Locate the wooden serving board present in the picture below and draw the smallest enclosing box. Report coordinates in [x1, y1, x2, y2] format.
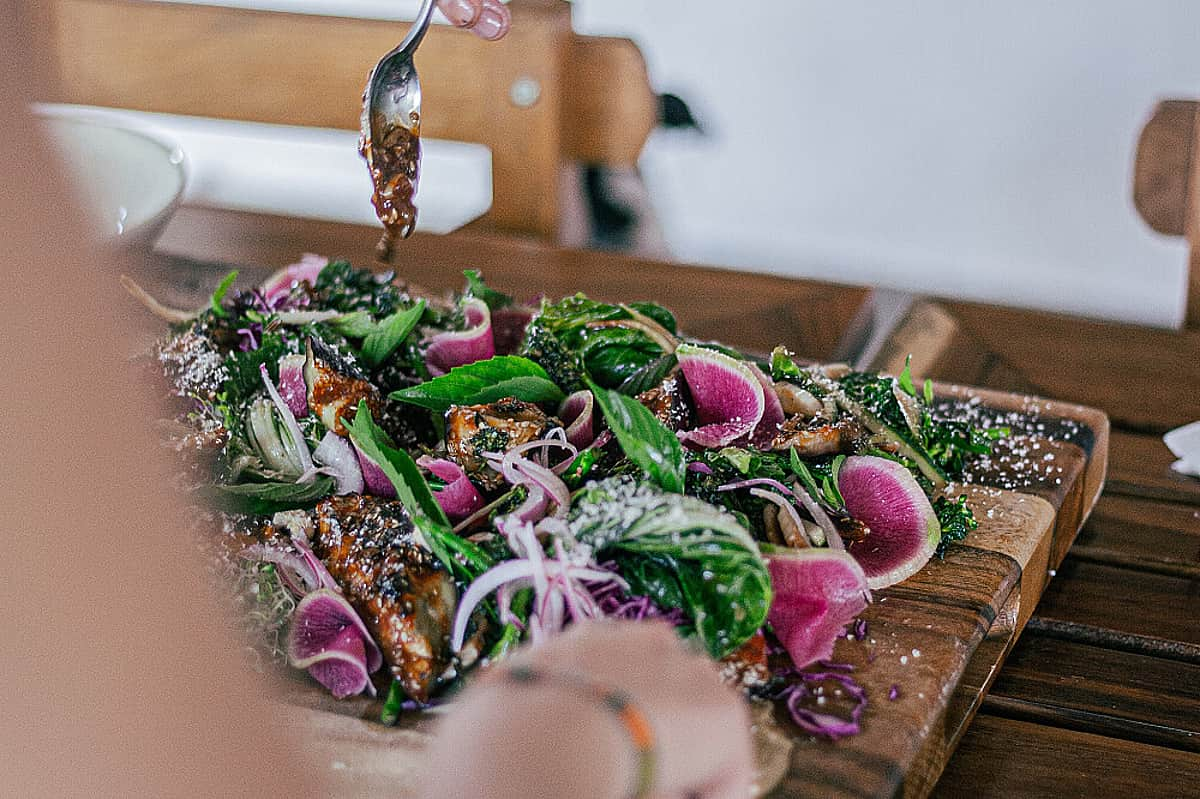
[133, 233, 1107, 797]
[261, 385, 1107, 799]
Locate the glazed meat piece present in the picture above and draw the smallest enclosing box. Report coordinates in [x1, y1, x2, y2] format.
[636, 375, 693, 432]
[771, 416, 862, 456]
[445, 398, 553, 488]
[311, 495, 456, 702]
[305, 336, 381, 435]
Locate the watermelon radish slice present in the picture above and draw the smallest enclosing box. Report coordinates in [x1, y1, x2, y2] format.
[766, 548, 869, 669]
[746, 362, 785, 449]
[838, 455, 941, 589]
[675, 343, 765, 448]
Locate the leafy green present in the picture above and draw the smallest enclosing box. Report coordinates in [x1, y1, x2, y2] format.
[934, 493, 979, 556]
[360, 299, 427, 368]
[211, 475, 335, 515]
[588, 380, 686, 493]
[617, 352, 677, 396]
[210, 270, 239, 318]
[897, 354, 917, 397]
[769, 346, 803, 381]
[345, 401, 492, 582]
[520, 295, 672, 389]
[326, 310, 378, 339]
[923, 378, 935, 405]
[390, 356, 565, 413]
[463, 269, 513, 310]
[215, 332, 296, 428]
[312, 260, 407, 316]
[380, 679, 406, 725]
[570, 477, 771, 658]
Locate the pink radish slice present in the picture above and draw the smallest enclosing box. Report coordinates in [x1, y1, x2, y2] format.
[287, 588, 383, 698]
[491, 305, 536, 355]
[766, 548, 869, 669]
[675, 343, 765, 448]
[260, 253, 328, 304]
[353, 441, 397, 499]
[277, 354, 309, 417]
[838, 455, 941, 589]
[424, 298, 495, 376]
[417, 455, 485, 522]
[745, 362, 785, 449]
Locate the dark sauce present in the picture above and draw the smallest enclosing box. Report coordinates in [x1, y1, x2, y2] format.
[360, 110, 421, 261]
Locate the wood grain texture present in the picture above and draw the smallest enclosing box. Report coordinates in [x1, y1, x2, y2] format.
[932, 715, 1200, 799]
[874, 299, 1200, 432]
[43, 0, 655, 239]
[984, 632, 1200, 751]
[1107, 429, 1200, 505]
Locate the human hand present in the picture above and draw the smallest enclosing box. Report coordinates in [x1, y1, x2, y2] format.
[424, 620, 755, 799]
[437, 0, 511, 41]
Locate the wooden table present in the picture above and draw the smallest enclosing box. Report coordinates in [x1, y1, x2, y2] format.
[144, 208, 1200, 796]
[870, 299, 1200, 797]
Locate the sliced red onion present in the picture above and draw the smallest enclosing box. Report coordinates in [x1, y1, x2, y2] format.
[260, 253, 328, 304]
[675, 344, 765, 448]
[558, 390, 595, 449]
[486, 441, 572, 517]
[490, 305, 536, 355]
[288, 588, 383, 699]
[277, 354, 308, 418]
[259, 364, 316, 479]
[717, 476, 841, 549]
[416, 456, 485, 522]
[241, 544, 317, 596]
[314, 431, 365, 495]
[765, 548, 869, 669]
[353, 441, 397, 499]
[424, 298, 495, 376]
[746, 363, 785, 450]
[687, 461, 715, 475]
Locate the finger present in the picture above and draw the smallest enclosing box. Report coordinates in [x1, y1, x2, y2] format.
[437, 0, 482, 29]
[437, 0, 511, 41]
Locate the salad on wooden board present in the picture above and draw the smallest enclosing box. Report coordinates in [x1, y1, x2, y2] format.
[132, 255, 1005, 738]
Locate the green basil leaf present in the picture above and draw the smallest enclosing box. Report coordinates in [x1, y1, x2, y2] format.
[588, 379, 685, 494]
[211, 475, 335, 514]
[360, 299, 426, 368]
[390, 356, 565, 412]
[570, 477, 770, 658]
[463, 269, 513, 310]
[617, 352, 677, 396]
[210, 270, 239, 318]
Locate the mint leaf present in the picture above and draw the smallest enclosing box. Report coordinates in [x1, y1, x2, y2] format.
[212, 475, 335, 514]
[361, 299, 426, 368]
[210, 270, 239, 318]
[588, 380, 685, 493]
[390, 356, 565, 412]
[464, 269, 513, 310]
[345, 402, 491, 580]
[923, 377, 935, 405]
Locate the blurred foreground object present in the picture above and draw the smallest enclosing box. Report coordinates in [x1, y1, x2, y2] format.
[1133, 99, 1200, 329]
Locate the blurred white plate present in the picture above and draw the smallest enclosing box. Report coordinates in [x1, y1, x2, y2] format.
[37, 112, 187, 249]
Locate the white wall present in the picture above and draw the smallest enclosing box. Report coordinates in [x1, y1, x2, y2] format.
[573, 1, 1198, 327]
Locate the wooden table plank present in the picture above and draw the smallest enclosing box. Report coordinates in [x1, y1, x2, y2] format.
[983, 632, 1200, 751]
[1032, 559, 1200, 645]
[1074, 493, 1200, 568]
[872, 299, 1200, 433]
[932, 715, 1200, 799]
[1107, 430, 1200, 505]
